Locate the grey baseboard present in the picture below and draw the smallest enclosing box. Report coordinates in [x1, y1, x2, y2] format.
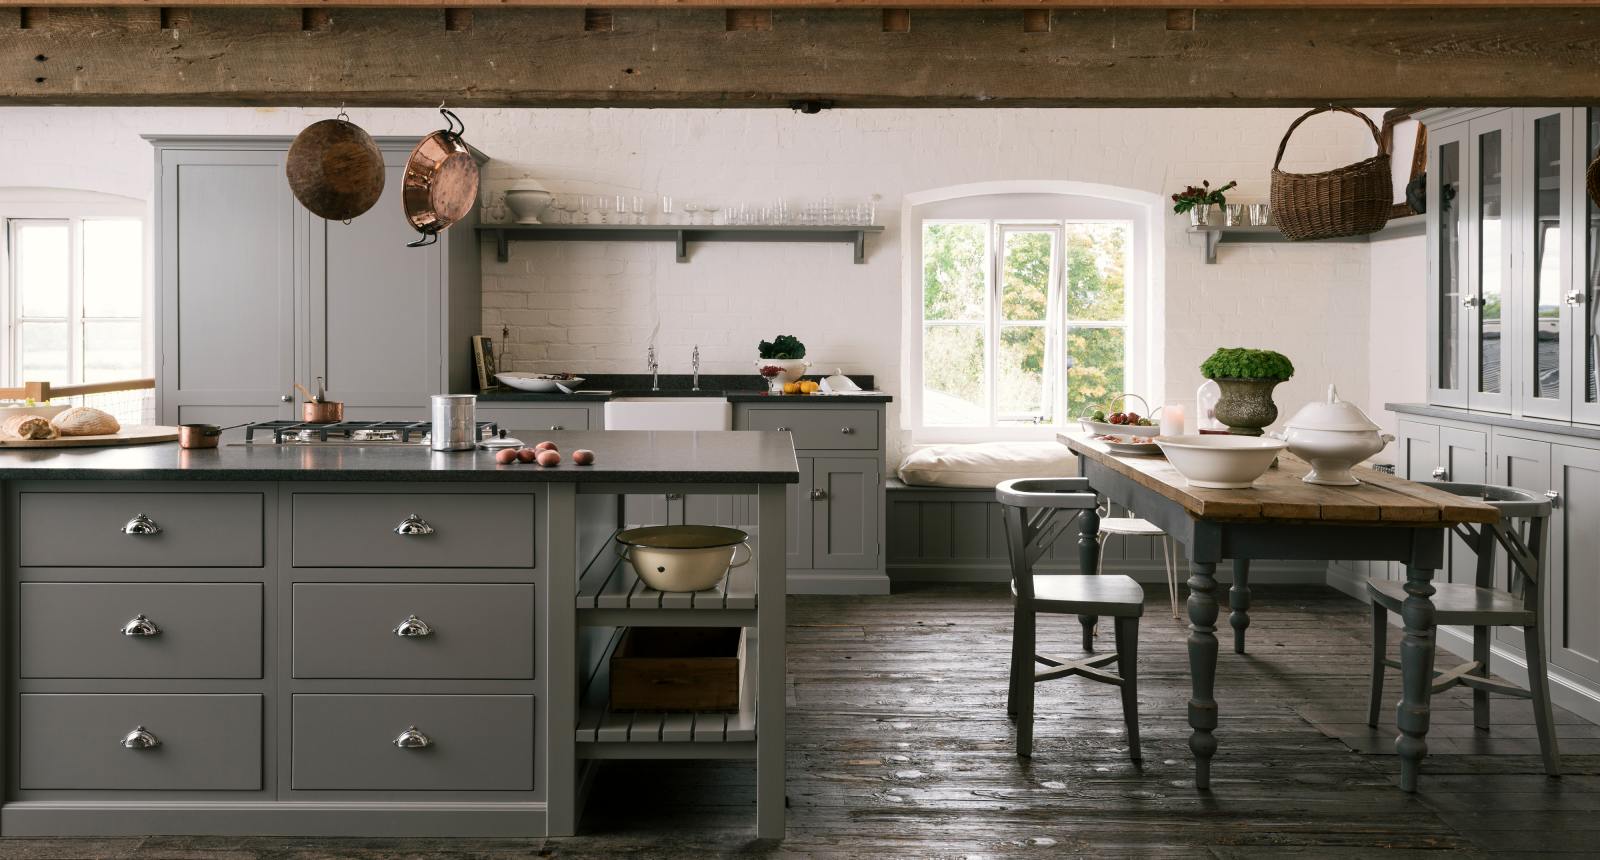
[891, 559, 1330, 585]
[0, 801, 547, 837]
[788, 570, 891, 595]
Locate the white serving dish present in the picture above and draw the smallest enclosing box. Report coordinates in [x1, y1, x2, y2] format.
[1095, 434, 1163, 456]
[505, 188, 554, 224]
[494, 372, 584, 392]
[756, 358, 810, 385]
[1155, 433, 1286, 489]
[1275, 384, 1394, 486]
[1079, 417, 1160, 438]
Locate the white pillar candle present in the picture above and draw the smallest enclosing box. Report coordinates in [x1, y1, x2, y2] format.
[1160, 403, 1186, 437]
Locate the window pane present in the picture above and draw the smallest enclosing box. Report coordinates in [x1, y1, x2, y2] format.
[1000, 230, 1052, 322]
[19, 321, 69, 385]
[998, 325, 1048, 423]
[83, 320, 143, 383]
[1532, 114, 1563, 399]
[83, 219, 144, 318]
[1479, 129, 1503, 394]
[1438, 139, 1462, 391]
[923, 324, 986, 425]
[922, 222, 988, 321]
[14, 221, 69, 318]
[1066, 326, 1125, 419]
[1065, 222, 1128, 322]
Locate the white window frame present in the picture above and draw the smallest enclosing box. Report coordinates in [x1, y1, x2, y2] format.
[903, 181, 1162, 443]
[0, 191, 147, 387]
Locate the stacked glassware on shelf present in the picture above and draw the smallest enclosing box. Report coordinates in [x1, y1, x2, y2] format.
[537, 194, 877, 227]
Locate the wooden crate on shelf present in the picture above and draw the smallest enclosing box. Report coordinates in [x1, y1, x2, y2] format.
[609, 626, 744, 712]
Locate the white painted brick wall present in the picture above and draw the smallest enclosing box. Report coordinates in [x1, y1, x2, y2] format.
[0, 106, 1384, 463]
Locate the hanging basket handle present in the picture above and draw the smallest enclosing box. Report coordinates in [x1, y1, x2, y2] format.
[1273, 106, 1386, 172]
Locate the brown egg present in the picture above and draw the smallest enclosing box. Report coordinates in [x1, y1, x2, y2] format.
[571, 448, 595, 465]
[536, 449, 562, 467]
[495, 447, 519, 465]
[516, 447, 539, 464]
[535, 440, 558, 452]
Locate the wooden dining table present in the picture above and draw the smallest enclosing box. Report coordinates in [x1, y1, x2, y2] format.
[1058, 432, 1499, 792]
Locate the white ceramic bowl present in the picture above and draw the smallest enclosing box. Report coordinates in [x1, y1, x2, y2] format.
[494, 372, 584, 392]
[756, 358, 810, 384]
[616, 525, 752, 593]
[1155, 433, 1286, 489]
[505, 189, 554, 224]
[1080, 417, 1160, 438]
[1276, 426, 1395, 486]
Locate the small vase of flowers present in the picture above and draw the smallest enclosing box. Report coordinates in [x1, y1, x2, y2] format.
[1172, 180, 1239, 227]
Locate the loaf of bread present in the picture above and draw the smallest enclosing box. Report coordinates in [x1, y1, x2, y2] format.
[50, 406, 121, 437]
[3, 414, 59, 440]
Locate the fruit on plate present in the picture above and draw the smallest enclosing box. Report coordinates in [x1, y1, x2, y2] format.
[1089, 410, 1107, 422]
[783, 381, 801, 394]
[799, 380, 820, 394]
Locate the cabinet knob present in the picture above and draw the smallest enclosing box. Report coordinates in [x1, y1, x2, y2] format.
[393, 514, 434, 536]
[121, 726, 161, 750]
[1545, 490, 1562, 509]
[548, 425, 562, 431]
[840, 426, 855, 435]
[393, 726, 433, 749]
[1431, 467, 1448, 480]
[809, 488, 827, 501]
[666, 492, 683, 501]
[120, 614, 161, 638]
[1461, 295, 1481, 308]
[775, 426, 789, 432]
[393, 615, 434, 638]
[281, 394, 292, 403]
[1566, 290, 1586, 306]
[121, 513, 161, 536]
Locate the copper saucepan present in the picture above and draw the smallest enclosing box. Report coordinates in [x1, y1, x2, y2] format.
[403, 108, 480, 248]
[295, 378, 345, 423]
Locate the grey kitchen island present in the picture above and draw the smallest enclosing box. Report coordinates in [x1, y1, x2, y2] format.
[0, 430, 796, 839]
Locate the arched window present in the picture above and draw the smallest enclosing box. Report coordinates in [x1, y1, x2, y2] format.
[903, 181, 1161, 440]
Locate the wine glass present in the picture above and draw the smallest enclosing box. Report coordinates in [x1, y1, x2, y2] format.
[659, 196, 675, 225]
[683, 201, 700, 225]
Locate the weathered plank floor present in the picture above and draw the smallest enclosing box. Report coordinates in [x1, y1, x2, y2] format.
[4, 584, 1597, 858]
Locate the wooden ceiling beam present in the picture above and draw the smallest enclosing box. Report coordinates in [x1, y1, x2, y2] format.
[9, 0, 1600, 7]
[3, 7, 1599, 107]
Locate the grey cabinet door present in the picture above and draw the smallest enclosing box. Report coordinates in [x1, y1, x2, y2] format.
[292, 694, 534, 791]
[1442, 426, 1489, 585]
[307, 151, 444, 408]
[1429, 121, 1471, 408]
[787, 458, 814, 570]
[1466, 110, 1516, 414]
[1549, 442, 1600, 685]
[1396, 420, 1440, 481]
[21, 694, 262, 791]
[290, 492, 536, 568]
[292, 583, 535, 679]
[21, 583, 263, 679]
[1490, 432, 1552, 653]
[813, 457, 880, 570]
[158, 148, 295, 423]
[1516, 108, 1577, 420]
[19, 491, 264, 568]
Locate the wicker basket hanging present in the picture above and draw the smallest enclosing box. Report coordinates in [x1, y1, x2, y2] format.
[1270, 106, 1392, 241]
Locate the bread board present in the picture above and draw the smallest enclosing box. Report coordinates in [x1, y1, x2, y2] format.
[0, 425, 179, 448]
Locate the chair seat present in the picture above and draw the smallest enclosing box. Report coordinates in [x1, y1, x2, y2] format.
[1366, 579, 1534, 626]
[1098, 517, 1166, 537]
[1014, 574, 1144, 617]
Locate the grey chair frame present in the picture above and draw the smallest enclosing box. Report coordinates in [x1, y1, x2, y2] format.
[1366, 481, 1560, 777]
[997, 477, 1143, 761]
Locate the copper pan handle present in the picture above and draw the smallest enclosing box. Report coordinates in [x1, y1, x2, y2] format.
[407, 231, 439, 249]
[440, 108, 465, 137]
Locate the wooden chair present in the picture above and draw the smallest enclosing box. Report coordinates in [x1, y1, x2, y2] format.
[997, 477, 1144, 761]
[1096, 511, 1181, 619]
[1366, 481, 1559, 777]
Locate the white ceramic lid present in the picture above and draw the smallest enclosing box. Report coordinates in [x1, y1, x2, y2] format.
[1285, 384, 1380, 432]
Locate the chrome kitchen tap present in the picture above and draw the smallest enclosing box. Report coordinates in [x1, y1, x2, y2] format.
[647, 346, 660, 391]
[691, 345, 701, 391]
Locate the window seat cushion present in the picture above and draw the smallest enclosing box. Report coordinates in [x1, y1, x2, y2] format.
[896, 441, 1079, 489]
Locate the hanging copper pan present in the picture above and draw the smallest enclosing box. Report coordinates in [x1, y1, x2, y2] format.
[403, 109, 480, 248]
[286, 113, 385, 222]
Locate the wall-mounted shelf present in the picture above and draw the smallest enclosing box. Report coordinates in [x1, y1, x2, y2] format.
[478, 223, 885, 264]
[1190, 214, 1425, 264]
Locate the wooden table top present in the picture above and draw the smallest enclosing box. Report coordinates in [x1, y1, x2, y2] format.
[1059, 432, 1499, 525]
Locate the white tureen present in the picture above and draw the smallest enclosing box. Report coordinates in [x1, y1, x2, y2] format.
[1276, 385, 1395, 486]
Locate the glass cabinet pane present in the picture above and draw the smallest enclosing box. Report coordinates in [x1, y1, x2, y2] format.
[1532, 113, 1564, 400]
[1478, 130, 1504, 394]
[1438, 139, 1463, 392]
[1587, 109, 1600, 406]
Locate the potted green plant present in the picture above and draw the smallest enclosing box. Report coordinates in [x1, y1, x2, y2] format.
[756, 334, 810, 392]
[1199, 347, 1295, 436]
[1172, 180, 1238, 227]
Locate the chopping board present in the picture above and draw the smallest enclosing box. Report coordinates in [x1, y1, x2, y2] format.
[0, 425, 180, 448]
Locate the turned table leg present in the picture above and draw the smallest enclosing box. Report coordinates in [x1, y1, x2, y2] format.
[1186, 560, 1221, 789]
[1077, 504, 1101, 650]
[1396, 562, 1439, 793]
[1229, 559, 1251, 655]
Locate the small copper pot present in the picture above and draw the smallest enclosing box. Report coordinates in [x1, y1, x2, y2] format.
[178, 424, 223, 450]
[402, 109, 480, 248]
[302, 400, 344, 423]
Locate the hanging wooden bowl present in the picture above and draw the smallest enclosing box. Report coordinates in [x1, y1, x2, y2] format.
[402, 109, 480, 248]
[286, 117, 386, 222]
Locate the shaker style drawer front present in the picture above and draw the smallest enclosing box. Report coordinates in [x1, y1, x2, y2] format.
[292, 694, 535, 791]
[20, 583, 263, 679]
[293, 583, 535, 679]
[20, 694, 263, 791]
[480, 406, 592, 432]
[743, 409, 879, 450]
[290, 492, 535, 568]
[18, 492, 264, 567]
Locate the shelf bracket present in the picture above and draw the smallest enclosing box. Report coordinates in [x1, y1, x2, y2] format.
[1203, 229, 1220, 265]
[675, 230, 688, 263]
[853, 230, 867, 264]
[495, 229, 510, 263]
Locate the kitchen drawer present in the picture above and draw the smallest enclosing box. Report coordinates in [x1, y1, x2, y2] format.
[290, 492, 535, 568]
[479, 406, 591, 432]
[18, 492, 264, 568]
[292, 694, 534, 791]
[20, 694, 262, 791]
[743, 408, 879, 450]
[21, 583, 262, 679]
[293, 583, 534, 679]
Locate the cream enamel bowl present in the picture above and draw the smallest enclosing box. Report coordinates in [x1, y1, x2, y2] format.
[1154, 434, 1286, 489]
[615, 525, 752, 593]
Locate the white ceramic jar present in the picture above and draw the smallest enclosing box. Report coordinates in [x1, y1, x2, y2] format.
[1276, 385, 1395, 486]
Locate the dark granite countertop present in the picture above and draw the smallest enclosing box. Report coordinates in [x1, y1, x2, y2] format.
[1386, 403, 1600, 442]
[476, 373, 890, 404]
[0, 431, 800, 483]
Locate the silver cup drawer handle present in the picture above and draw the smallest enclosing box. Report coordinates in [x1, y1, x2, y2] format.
[840, 426, 854, 435]
[122, 726, 161, 750]
[393, 726, 432, 749]
[393, 514, 434, 536]
[393, 615, 434, 638]
[122, 514, 162, 536]
[121, 614, 161, 637]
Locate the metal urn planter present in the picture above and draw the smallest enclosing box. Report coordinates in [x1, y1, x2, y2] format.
[1212, 377, 1286, 436]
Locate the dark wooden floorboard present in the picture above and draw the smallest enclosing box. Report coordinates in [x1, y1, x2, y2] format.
[4, 583, 1597, 857]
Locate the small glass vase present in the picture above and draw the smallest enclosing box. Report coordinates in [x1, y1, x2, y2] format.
[1189, 205, 1211, 227]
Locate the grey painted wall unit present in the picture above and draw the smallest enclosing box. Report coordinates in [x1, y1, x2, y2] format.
[150, 136, 483, 430]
